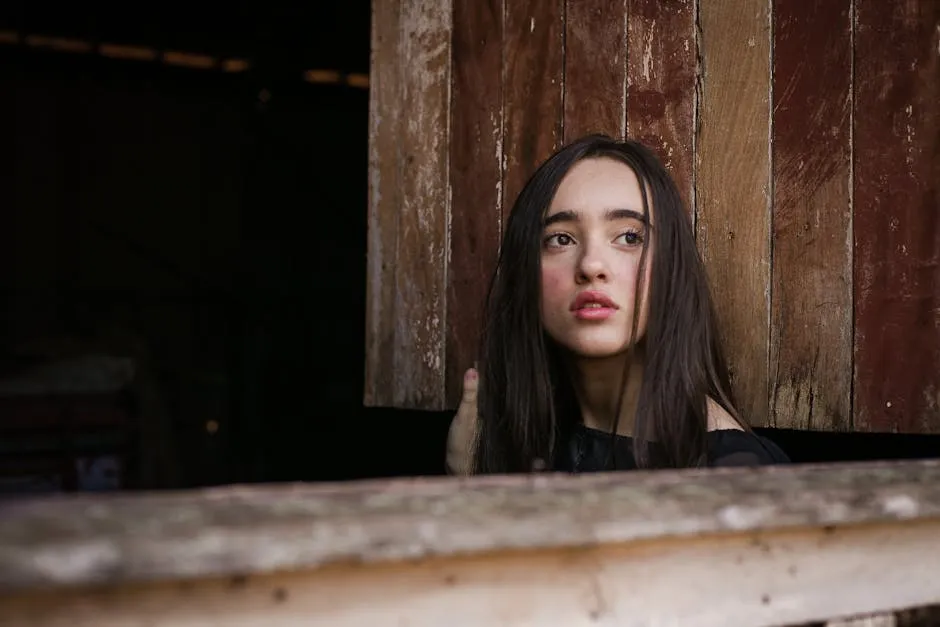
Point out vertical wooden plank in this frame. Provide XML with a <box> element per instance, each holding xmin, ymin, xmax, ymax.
<box><xmin>502</xmin><ymin>0</ymin><xmax>565</xmax><ymax>219</ymax></box>
<box><xmin>563</xmin><ymin>0</ymin><xmax>627</xmax><ymax>142</ymax></box>
<box><xmin>625</xmin><ymin>0</ymin><xmax>696</xmax><ymax>212</ymax></box>
<box><xmin>364</xmin><ymin>0</ymin><xmax>403</xmax><ymax>407</ymax></box>
<box><xmin>695</xmin><ymin>0</ymin><xmax>772</xmax><ymax>426</ymax></box>
<box><xmin>769</xmin><ymin>0</ymin><xmax>853</xmax><ymax>431</ymax></box>
<box><xmin>853</xmin><ymin>1</ymin><xmax>940</xmax><ymax>434</ymax></box>
<box><xmin>395</xmin><ymin>0</ymin><xmax>453</xmax><ymax>409</ymax></box>
<box><xmin>446</xmin><ymin>0</ymin><xmax>504</xmax><ymax>407</ymax></box>
<box><xmin>365</xmin><ymin>0</ymin><xmax>453</xmax><ymax>409</ymax></box>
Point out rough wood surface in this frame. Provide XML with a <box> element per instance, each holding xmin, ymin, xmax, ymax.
<box><xmin>695</xmin><ymin>0</ymin><xmax>772</xmax><ymax>426</ymax></box>
<box><xmin>364</xmin><ymin>0</ymin><xmax>403</xmax><ymax>407</ymax></box>
<box><xmin>769</xmin><ymin>0</ymin><xmax>853</xmax><ymax>431</ymax></box>
<box><xmin>626</xmin><ymin>0</ymin><xmax>696</xmax><ymax>213</ymax></box>
<box><xmin>446</xmin><ymin>0</ymin><xmax>504</xmax><ymax>407</ymax></box>
<box><xmin>853</xmin><ymin>0</ymin><xmax>940</xmax><ymax>434</ymax></box>
<box><xmin>562</xmin><ymin>0</ymin><xmax>627</xmax><ymax>142</ymax></box>
<box><xmin>501</xmin><ymin>0</ymin><xmax>564</xmax><ymax>220</ymax></box>
<box><xmin>3</xmin><ymin>459</ymin><xmax>940</xmax><ymax>592</ymax></box>
<box><xmin>365</xmin><ymin>0</ymin><xmax>452</xmax><ymax>409</ymax></box>
<box><xmin>4</xmin><ymin>519</ymin><xmax>940</xmax><ymax>627</ymax></box>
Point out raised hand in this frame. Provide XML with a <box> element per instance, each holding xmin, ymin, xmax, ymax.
<box><xmin>445</xmin><ymin>367</ymin><xmax>479</xmax><ymax>475</ymax></box>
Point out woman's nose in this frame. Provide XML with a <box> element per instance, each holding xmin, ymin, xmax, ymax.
<box><xmin>576</xmin><ymin>246</ymin><xmax>609</xmax><ymax>283</ymax></box>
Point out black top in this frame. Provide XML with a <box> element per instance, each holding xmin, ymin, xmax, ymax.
<box><xmin>556</xmin><ymin>424</ymin><xmax>791</xmax><ymax>472</ymax></box>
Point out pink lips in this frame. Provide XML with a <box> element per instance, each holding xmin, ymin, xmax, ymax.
<box><xmin>570</xmin><ymin>290</ymin><xmax>618</xmax><ymax>320</ymax></box>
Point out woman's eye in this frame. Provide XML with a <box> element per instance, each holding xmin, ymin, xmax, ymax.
<box><xmin>545</xmin><ymin>233</ymin><xmax>574</xmax><ymax>247</ymax></box>
<box><xmin>617</xmin><ymin>230</ymin><xmax>644</xmax><ymax>246</ymax></box>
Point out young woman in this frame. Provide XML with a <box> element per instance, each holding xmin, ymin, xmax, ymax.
<box><xmin>446</xmin><ymin>134</ymin><xmax>789</xmax><ymax>475</ymax></box>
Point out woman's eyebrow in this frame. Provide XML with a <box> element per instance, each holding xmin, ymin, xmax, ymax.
<box><xmin>543</xmin><ymin>208</ymin><xmax>647</xmax><ymax>227</ymax></box>
<box><xmin>604</xmin><ymin>208</ymin><xmax>647</xmax><ymax>222</ymax></box>
<box><xmin>543</xmin><ymin>210</ymin><xmax>578</xmax><ymax>227</ymax></box>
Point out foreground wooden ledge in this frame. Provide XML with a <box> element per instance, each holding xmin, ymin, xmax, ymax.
<box><xmin>2</xmin><ymin>460</ymin><xmax>940</xmax><ymax>626</ymax></box>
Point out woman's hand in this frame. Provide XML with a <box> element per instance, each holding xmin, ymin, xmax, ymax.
<box><xmin>445</xmin><ymin>367</ymin><xmax>479</xmax><ymax>475</ymax></box>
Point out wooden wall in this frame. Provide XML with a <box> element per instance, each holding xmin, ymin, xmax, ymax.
<box><xmin>365</xmin><ymin>0</ymin><xmax>940</xmax><ymax>434</ymax></box>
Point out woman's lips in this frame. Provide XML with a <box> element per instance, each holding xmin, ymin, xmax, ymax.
<box><xmin>571</xmin><ymin>290</ymin><xmax>618</xmax><ymax>320</ymax></box>
<box><xmin>573</xmin><ymin>305</ymin><xmax>616</xmax><ymax>320</ymax></box>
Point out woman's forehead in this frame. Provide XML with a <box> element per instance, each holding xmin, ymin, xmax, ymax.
<box><xmin>548</xmin><ymin>157</ymin><xmax>648</xmax><ymax>217</ymax></box>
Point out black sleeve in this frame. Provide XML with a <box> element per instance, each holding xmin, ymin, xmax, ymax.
<box><xmin>708</xmin><ymin>432</ymin><xmax>791</xmax><ymax>467</ymax></box>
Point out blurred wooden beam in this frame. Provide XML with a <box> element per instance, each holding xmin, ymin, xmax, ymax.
<box><xmin>3</xmin><ymin>460</ymin><xmax>940</xmax><ymax>625</ymax></box>
<box><xmin>0</xmin><ymin>30</ymin><xmax>367</xmax><ymax>89</ymax></box>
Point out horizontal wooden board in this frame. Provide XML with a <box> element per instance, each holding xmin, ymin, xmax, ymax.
<box><xmin>4</xmin><ymin>459</ymin><xmax>940</xmax><ymax>590</ymax></box>
<box><xmin>5</xmin><ymin>521</ymin><xmax>940</xmax><ymax>627</ymax></box>
<box><xmin>5</xmin><ymin>462</ymin><xmax>940</xmax><ymax>625</ymax></box>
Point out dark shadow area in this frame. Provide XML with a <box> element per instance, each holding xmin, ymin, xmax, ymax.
<box><xmin>0</xmin><ymin>6</ymin><xmax>937</xmax><ymax>495</ymax></box>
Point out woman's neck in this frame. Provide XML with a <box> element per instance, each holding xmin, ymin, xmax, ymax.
<box><xmin>567</xmin><ymin>347</ymin><xmax>645</xmax><ymax>437</ymax></box>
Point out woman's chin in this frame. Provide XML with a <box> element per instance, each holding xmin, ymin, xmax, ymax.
<box><xmin>562</xmin><ymin>339</ymin><xmax>633</xmax><ymax>360</ymax></box>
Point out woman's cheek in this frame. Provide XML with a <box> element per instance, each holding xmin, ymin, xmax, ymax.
<box><xmin>540</xmin><ymin>265</ymin><xmax>568</xmax><ymax>311</ymax></box>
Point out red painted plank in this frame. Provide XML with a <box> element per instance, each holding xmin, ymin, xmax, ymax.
<box><xmin>626</xmin><ymin>0</ymin><xmax>695</xmax><ymax>212</ymax></box>
<box><xmin>563</xmin><ymin>0</ymin><xmax>627</xmax><ymax>142</ymax></box>
<box><xmin>447</xmin><ymin>0</ymin><xmax>504</xmax><ymax>407</ymax></box>
<box><xmin>853</xmin><ymin>1</ymin><xmax>940</xmax><ymax>433</ymax></box>
<box><xmin>770</xmin><ymin>0</ymin><xmax>852</xmax><ymax>431</ymax></box>
<box><xmin>502</xmin><ymin>0</ymin><xmax>565</xmax><ymax>220</ymax></box>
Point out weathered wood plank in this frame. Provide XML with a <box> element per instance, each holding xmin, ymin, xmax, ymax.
<box><xmin>695</xmin><ymin>0</ymin><xmax>772</xmax><ymax>426</ymax></box>
<box><xmin>446</xmin><ymin>0</ymin><xmax>504</xmax><ymax>408</ymax></box>
<box><xmin>4</xmin><ymin>519</ymin><xmax>940</xmax><ymax>626</ymax></box>
<box><xmin>563</xmin><ymin>0</ymin><xmax>627</xmax><ymax>142</ymax></box>
<box><xmin>365</xmin><ymin>0</ymin><xmax>453</xmax><ymax>409</ymax></box>
<box><xmin>4</xmin><ymin>460</ymin><xmax>940</xmax><ymax>592</ymax></box>
<box><xmin>853</xmin><ymin>0</ymin><xmax>940</xmax><ymax>434</ymax></box>
<box><xmin>502</xmin><ymin>0</ymin><xmax>564</xmax><ymax>220</ymax></box>
<box><xmin>769</xmin><ymin>0</ymin><xmax>853</xmax><ymax>431</ymax></box>
<box><xmin>364</xmin><ymin>0</ymin><xmax>403</xmax><ymax>407</ymax></box>
<box><xmin>394</xmin><ymin>0</ymin><xmax>453</xmax><ymax>409</ymax></box>
<box><xmin>626</xmin><ymin>0</ymin><xmax>696</xmax><ymax>212</ymax></box>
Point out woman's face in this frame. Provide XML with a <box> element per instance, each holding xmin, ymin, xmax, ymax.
<box><xmin>540</xmin><ymin>157</ymin><xmax>653</xmax><ymax>359</ymax></box>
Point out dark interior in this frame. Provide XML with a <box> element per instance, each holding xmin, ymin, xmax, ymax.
<box><xmin>1</xmin><ymin>4</ymin><xmax>937</xmax><ymax>494</ymax></box>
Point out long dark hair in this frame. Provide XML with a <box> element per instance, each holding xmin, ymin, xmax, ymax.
<box><xmin>473</xmin><ymin>134</ymin><xmax>744</xmax><ymax>473</ymax></box>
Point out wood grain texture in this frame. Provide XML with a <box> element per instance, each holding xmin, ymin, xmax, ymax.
<box><xmin>626</xmin><ymin>0</ymin><xmax>696</xmax><ymax>212</ymax></box>
<box><xmin>769</xmin><ymin>0</ymin><xmax>852</xmax><ymax>431</ymax></box>
<box><xmin>364</xmin><ymin>0</ymin><xmax>403</xmax><ymax>407</ymax></box>
<box><xmin>502</xmin><ymin>0</ymin><xmax>564</xmax><ymax>220</ymax></box>
<box><xmin>563</xmin><ymin>0</ymin><xmax>627</xmax><ymax>142</ymax></box>
<box><xmin>446</xmin><ymin>0</ymin><xmax>503</xmax><ymax>408</ymax></box>
<box><xmin>695</xmin><ymin>0</ymin><xmax>772</xmax><ymax>426</ymax></box>
<box><xmin>5</xmin><ymin>520</ymin><xmax>940</xmax><ymax>627</ymax></box>
<box><xmin>4</xmin><ymin>459</ymin><xmax>940</xmax><ymax>591</ymax></box>
<box><xmin>365</xmin><ymin>0</ymin><xmax>453</xmax><ymax>409</ymax></box>
<box><xmin>853</xmin><ymin>0</ymin><xmax>940</xmax><ymax>434</ymax></box>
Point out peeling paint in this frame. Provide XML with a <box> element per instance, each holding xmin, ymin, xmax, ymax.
<box><xmin>642</xmin><ymin>21</ymin><xmax>655</xmax><ymax>82</ymax></box>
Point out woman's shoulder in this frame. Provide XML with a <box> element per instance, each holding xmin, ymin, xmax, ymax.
<box><xmin>705</xmin><ymin>397</ymin><xmax>790</xmax><ymax>466</ymax></box>
<box><xmin>706</xmin><ymin>429</ymin><xmax>791</xmax><ymax>466</ymax></box>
